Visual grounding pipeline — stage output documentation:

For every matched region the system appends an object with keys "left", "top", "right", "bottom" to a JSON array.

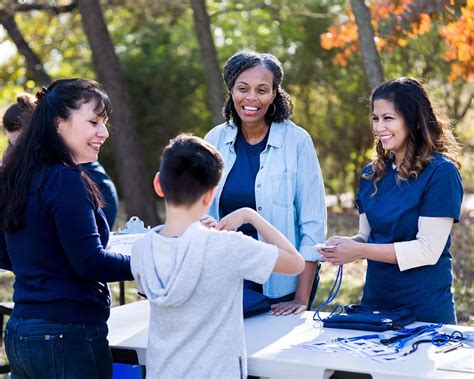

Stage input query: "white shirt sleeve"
[
  {"left": 235, "top": 233, "right": 279, "bottom": 284},
  {"left": 394, "top": 217, "right": 454, "bottom": 271},
  {"left": 354, "top": 213, "right": 370, "bottom": 243}
]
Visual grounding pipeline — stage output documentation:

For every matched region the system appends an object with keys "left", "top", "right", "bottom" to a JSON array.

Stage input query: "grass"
[{"left": 1, "top": 209, "right": 473, "bottom": 366}]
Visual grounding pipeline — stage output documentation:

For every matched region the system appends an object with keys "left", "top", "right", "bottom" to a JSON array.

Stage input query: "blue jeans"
[{"left": 5, "top": 316, "right": 113, "bottom": 379}]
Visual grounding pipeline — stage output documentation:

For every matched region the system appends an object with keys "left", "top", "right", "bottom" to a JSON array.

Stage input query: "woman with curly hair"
[
  {"left": 320, "top": 77, "right": 463, "bottom": 324},
  {"left": 2, "top": 94, "right": 35, "bottom": 146},
  {"left": 2, "top": 94, "right": 36, "bottom": 161},
  {"left": 205, "top": 50, "right": 327, "bottom": 316}
]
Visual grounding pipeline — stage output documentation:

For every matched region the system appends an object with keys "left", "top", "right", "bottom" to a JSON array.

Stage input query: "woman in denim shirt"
[{"left": 205, "top": 51, "right": 327, "bottom": 315}]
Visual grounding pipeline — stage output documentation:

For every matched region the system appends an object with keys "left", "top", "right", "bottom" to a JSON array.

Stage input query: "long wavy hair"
[
  {"left": 0, "top": 78, "right": 111, "bottom": 233},
  {"left": 222, "top": 50, "right": 293, "bottom": 127},
  {"left": 364, "top": 77, "right": 461, "bottom": 196}
]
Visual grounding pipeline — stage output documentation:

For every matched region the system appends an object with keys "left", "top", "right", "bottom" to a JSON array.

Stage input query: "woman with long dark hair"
[
  {"left": 320, "top": 77, "right": 463, "bottom": 323},
  {"left": 0, "top": 78, "right": 133, "bottom": 378}
]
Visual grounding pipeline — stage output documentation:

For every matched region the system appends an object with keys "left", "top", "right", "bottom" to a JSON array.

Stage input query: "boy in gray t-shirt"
[{"left": 131, "top": 134, "right": 304, "bottom": 378}]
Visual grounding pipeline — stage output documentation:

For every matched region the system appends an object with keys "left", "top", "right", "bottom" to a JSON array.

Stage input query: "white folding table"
[{"left": 107, "top": 300, "right": 473, "bottom": 378}]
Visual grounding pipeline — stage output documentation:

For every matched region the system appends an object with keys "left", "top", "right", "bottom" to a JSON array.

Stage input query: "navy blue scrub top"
[
  {"left": 220, "top": 128, "right": 269, "bottom": 293},
  {"left": 219, "top": 127, "right": 269, "bottom": 240},
  {"left": 356, "top": 153, "right": 463, "bottom": 324}
]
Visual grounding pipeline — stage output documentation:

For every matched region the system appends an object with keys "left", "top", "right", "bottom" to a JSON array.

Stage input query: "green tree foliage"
[{"left": 0, "top": 0, "right": 471, "bottom": 197}]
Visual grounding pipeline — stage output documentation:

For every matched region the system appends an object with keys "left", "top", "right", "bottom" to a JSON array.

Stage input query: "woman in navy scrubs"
[{"left": 320, "top": 77, "right": 463, "bottom": 324}]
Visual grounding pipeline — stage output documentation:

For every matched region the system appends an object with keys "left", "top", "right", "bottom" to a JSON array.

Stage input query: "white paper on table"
[
  {"left": 107, "top": 233, "right": 147, "bottom": 255},
  {"left": 298, "top": 339, "right": 404, "bottom": 361},
  {"left": 435, "top": 347, "right": 474, "bottom": 373}
]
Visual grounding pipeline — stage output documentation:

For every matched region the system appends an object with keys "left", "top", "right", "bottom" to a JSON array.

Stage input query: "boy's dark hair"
[{"left": 159, "top": 134, "right": 224, "bottom": 207}]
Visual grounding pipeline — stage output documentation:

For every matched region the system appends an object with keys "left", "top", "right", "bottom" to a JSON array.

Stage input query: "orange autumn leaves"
[
  {"left": 439, "top": 1, "right": 473, "bottom": 81},
  {"left": 320, "top": 0, "right": 473, "bottom": 82}
]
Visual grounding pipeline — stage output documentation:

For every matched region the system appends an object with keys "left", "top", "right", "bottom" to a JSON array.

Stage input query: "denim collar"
[{"left": 223, "top": 120, "right": 286, "bottom": 149}]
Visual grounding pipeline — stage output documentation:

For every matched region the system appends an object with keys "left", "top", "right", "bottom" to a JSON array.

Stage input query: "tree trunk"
[
  {"left": 0, "top": 11, "right": 51, "bottom": 86},
  {"left": 190, "top": 0, "right": 225, "bottom": 126},
  {"left": 77, "top": 0, "right": 158, "bottom": 226},
  {"left": 349, "top": 0, "right": 384, "bottom": 89}
]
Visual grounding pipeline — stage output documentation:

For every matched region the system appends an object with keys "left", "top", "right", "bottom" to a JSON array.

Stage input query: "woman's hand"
[
  {"left": 318, "top": 236, "right": 361, "bottom": 265},
  {"left": 270, "top": 299, "right": 307, "bottom": 316},
  {"left": 200, "top": 215, "right": 218, "bottom": 229}
]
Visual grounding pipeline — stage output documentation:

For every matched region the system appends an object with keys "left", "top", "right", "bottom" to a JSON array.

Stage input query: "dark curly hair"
[
  {"left": 364, "top": 77, "right": 461, "bottom": 196},
  {"left": 222, "top": 50, "right": 293, "bottom": 127},
  {"left": 2, "top": 94, "right": 35, "bottom": 133}
]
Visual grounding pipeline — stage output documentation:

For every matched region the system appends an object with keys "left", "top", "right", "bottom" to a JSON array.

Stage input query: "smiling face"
[
  {"left": 231, "top": 65, "right": 276, "bottom": 128},
  {"left": 57, "top": 101, "right": 109, "bottom": 164},
  {"left": 372, "top": 99, "right": 410, "bottom": 165}
]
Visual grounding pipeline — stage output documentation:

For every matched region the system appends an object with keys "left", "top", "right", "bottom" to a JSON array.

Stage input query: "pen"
[{"left": 435, "top": 342, "right": 463, "bottom": 354}]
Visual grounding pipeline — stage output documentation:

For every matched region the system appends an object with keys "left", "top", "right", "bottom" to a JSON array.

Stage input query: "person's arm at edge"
[{"left": 291, "top": 261, "right": 317, "bottom": 311}]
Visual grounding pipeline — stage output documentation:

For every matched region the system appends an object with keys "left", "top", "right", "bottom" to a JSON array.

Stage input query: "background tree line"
[{"left": 0, "top": 0, "right": 472, "bottom": 225}]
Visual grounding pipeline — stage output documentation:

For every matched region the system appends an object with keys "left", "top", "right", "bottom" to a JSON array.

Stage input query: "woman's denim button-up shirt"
[{"left": 205, "top": 120, "right": 327, "bottom": 298}]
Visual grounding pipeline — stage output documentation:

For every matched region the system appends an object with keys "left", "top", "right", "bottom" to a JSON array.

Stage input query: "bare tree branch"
[
  {"left": 458, "top": 94, "right": 473, "bottom": 121},
  {"left": 13, "top": 2, "right": 77, "bottom": 14},
  {"left": 0, "top": 9, "right": 51, "bottom": 85},
  {"left": 209, "top": 3, "right": 329, "bottom": 20},
  {"left": 349, "top": 0, "right": 384, "bottom": 89},
  {"left": 190, "top": 0, "right": 224, "bottom": 125}
]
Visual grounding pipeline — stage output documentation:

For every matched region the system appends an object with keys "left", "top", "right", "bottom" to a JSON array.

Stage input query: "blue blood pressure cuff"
[{"left": 323, "top": 304, "right": 416, "bottom": 332}]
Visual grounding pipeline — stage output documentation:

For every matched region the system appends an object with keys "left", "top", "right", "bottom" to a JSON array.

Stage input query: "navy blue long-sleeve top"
[{"left": 0, "top": 164, "right": 133, "bottom": 326}]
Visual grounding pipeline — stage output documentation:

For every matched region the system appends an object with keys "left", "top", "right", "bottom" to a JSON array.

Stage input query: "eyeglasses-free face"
[
  {"left": 231, "top": 65, "right": 276, "bottom": 128},
  {"left": 57, "top": 101, "right": 109, "bottom": 165}
]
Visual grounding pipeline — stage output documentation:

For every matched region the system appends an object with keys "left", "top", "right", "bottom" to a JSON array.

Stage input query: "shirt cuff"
[
  {"left": 394, "top": 241, "right": 421, "bottom": 271},
  {"left": 357, "top": 213, "right": 370, "bottom": 243},
  {"left": 300, "top": 244, "right": 321, "bottom": 261}
]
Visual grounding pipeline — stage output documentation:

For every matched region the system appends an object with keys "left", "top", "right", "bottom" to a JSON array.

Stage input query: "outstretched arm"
[{"left": 217, "top": 208, "right": 305, "bottom": 275}]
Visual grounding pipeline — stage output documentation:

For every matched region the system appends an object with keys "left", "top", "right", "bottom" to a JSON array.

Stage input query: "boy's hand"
[
  {"left": 215, "top": 208, "right": 253, "bottom": 231},
  {"left": 200, "top": 215, "right": 218, "bottom": 229}
]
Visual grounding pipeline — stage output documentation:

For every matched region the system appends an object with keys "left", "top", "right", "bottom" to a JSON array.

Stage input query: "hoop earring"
[{"left": 268, "top": 103, "right": 276, "bottom": 117}]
